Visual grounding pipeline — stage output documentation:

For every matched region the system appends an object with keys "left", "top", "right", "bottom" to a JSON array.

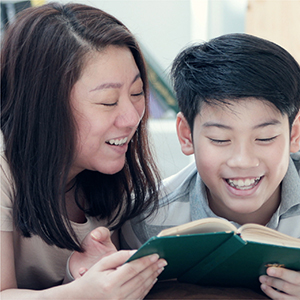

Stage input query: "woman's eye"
[
  {"left": 100, "top": 102, "right": 117, "bottom": 107},
  {"left": 257, "top": 136, "right": 278, "bottom": 143},
  {"left": 131, "top": 91, "right": 144, "bottom": 97}
]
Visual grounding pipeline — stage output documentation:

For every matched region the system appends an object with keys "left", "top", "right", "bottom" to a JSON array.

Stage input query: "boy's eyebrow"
[
  {"left": 252, "top": 119, "right": 281, "bottom": 129},
  {"left": 202, "top": 122, "right": 232, "bottom": 130},
  {"left": 89, "top": 73, "right": 141, "bottom": 92},
  {"left": 202, "top": 119, "right": 281, "bottom": 130}
]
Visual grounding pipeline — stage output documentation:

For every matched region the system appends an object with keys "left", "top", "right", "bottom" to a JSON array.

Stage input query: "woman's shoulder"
[
  {"left": 0, "top": 132, "right": 13, "bottom": 183},
  {"left": 0, "top": 139, "right": 14, "bottom": 209},
  {"left": 1, "top": 156, "right": 11, "bottom": 180},
  {"left": 0, "top": 138, "right": 15, "bottom": 231},
  {"left": 0, "top": 130, "right": 5, "bottom": 151}
]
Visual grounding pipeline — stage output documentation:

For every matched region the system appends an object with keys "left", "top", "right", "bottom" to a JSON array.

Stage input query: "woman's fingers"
[
  {"left": 95, "top": 250, "right": 139, "bottom": 272},
  {"left": 118, "top": 257, "right": 167, "bottom": 299},
  {"left": 77, "top": 251, "right": 167, "bottom": 299},
  {"left": 97, "top": 251, "right": 167, "bottom": 299},
  {"left": 70, "top": 227, "right": 118, "bottom": 279},
  {"left": 89, "top": 227, "right": 116, "bottom": 251}
]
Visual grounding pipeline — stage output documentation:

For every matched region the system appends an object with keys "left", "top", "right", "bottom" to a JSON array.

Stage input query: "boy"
[{"left": 121, "top": 33, "right": 300, "bottom": 299}]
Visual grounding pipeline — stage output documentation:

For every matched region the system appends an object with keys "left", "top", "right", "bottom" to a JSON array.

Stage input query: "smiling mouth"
[
  {"left": 225, "top": 176, "right": 263, "bottom": 190},
  {"left": 106, "top": 137, "right": 128, "bottom": 146}
]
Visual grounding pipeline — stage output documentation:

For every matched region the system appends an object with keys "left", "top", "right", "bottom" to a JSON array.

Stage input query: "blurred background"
[{"left": 1, "top": 0, "right": 300, "bottom": 178}]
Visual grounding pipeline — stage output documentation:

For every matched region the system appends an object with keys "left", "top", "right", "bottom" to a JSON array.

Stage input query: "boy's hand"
[{"left": 259, "top": 267, "right": 300, "bottom": 299}]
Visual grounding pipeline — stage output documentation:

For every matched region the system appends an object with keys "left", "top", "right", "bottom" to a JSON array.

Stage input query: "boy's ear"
[
  {"left": 176, "top": 112, "right": 194, "bottom": 155},
  {"left": 290, "top": 111, "right": 300, "bottom": 153}
]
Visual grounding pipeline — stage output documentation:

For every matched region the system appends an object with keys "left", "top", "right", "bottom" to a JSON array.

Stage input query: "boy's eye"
[
  {"left": 256, "top": 136, "right": 278, "bottom": 143},
  {"left": 209, "top": 138, "right": 231, "bottom": 144}
]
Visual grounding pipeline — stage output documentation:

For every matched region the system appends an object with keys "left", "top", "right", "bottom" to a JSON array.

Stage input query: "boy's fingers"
[
  {"left": 260, "top": 268, "right": 300, "bottom": 297},
  {"left": 260, "top": 282, "right": 283, "bottom": 299},
  {"left": 267, "top": 267, "right": 300, "bottom": 286}
]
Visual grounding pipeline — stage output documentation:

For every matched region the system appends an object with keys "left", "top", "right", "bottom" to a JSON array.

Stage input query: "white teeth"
[
  {"left": 227, "top": 177, "right": 261, "bottom": 190},
  {"left": 107, "top": 137, "right": 128, "bottom": 146}
]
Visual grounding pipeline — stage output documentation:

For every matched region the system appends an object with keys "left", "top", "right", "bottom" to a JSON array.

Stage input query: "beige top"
[{"left": 0, "top": 149, "right": 107, "bottom": 289}]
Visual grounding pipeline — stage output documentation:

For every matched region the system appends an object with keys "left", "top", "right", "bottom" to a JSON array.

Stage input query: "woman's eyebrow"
[
  {"left": 89, "top": 73, "right": 141, "bottom": 93},
  {"left": 90, "top": 82, "right": 122, "bottom": 92}
]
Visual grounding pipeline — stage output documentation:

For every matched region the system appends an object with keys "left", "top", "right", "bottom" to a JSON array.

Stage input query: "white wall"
[
  {"left": 148, "top": 119, "right": 194, "bottom": 178},
  {"left": 51, "top": 0, "right": 209, "bottom": 73}
]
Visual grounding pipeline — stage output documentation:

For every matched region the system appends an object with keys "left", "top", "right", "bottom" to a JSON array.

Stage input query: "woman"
[{"left": 0, "top": 2, "right": 166, "bottom": 299}]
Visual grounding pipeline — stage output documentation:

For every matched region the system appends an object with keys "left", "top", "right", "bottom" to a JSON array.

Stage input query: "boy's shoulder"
[
  {"left": 159, "top": 161, "right": 198, "bottom": 203},
  {"left": 291, "top": 151, "right": 300, "bottom": 175},
  {"left": 273, "top": 152, "right": 300, "bottom": 238}
]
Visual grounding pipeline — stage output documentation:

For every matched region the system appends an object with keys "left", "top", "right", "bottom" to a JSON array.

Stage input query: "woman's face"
[{"left": 70, "top": 46, "right": 145, "bottom": 178}]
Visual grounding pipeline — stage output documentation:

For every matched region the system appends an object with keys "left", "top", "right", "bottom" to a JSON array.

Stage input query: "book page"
[
  {"left": 157, "top": 218, "right": 237, "bottom": 237},
  {"left": 238, "top": 223, "right": 300, "bottom": 248}
]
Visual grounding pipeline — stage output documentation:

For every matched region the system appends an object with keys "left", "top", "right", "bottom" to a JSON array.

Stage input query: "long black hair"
[{"left": 1, "top": 2, "right": 161, "bottom": 251}]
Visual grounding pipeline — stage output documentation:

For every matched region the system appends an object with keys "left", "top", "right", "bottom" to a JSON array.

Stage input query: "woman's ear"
[
  {"left": 176, "top": 112, "right": 194, "bottom": 156},
  {"left": 290, "top": 111, "right": 300, "bottom": 153}
]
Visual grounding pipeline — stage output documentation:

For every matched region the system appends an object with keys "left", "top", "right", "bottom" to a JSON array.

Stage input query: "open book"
[{"left": 127, "top": 218, "right": 300, "bottom": 291}]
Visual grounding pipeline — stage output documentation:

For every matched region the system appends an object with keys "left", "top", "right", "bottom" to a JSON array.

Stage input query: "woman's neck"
[{"left": 65, "top": 185, "right": 87, "bottom": 224}]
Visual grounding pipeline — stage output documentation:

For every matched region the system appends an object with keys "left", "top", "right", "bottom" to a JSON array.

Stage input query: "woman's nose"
[{"left": 115, "top": 99, "right": 144, "bottom": 129}]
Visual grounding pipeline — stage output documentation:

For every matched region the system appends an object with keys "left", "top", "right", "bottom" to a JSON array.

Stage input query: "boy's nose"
[{"left": 226, "top": 144, "right": 260, "bottom": 169}]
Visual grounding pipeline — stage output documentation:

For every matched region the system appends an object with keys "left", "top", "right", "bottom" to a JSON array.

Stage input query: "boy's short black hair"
[{"left": 171, "top": 33, "right": 300, "bottom": 133}]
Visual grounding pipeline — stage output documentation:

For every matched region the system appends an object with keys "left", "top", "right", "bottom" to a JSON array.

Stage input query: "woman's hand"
[
  {"left": 71, "top": 250, "right": 166, "bottom": 300},
  {"left": 67, "top": 226, "right": 167, "bottom": 299},
  {"left": 259, "top": 267, "right": 300, "bottom": 299},
  {"left": 69, "top": 227, "right": 118, "bottom": 279}
]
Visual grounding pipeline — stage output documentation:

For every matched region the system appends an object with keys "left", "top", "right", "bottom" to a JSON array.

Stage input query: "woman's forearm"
[{"left": 0, "top": 282, "right": 78, "bottom": 300}]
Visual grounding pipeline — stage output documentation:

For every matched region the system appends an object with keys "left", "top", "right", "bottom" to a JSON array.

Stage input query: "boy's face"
[{"left": 177, "top": 98, "right": 300, "bottom": 224}]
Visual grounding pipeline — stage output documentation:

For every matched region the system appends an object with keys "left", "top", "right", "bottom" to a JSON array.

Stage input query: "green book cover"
[
  {"left": 127, "top": 219, "right": 300, "bottom": 291},
  {"left": 178, "top": 236, "right": 300, "bottom": 291}
]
